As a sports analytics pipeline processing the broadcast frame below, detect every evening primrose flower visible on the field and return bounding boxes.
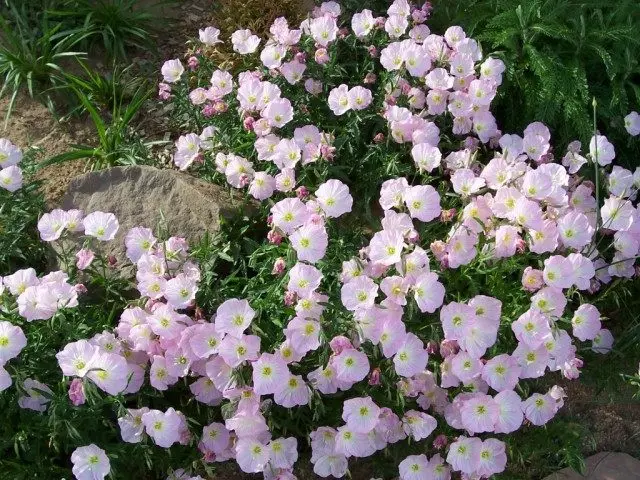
[252,352,290,395]
[268,437,298,469]
[274,374,311,407]
[351,9,374,37]
[342,396,381,433]
[56,339,100,377]
[481,354,521,392]
[215,298,255,338]
[446,435,481,475]
[118,407,149,443]
[368,229,406,266]
[142,408,184,448]
[341,275,378,311]
[328,84,351,116]
[290,222,328,263]
[201,422,231,453]
[523,392,557,425]
[571,303,602,341]
[334,348,370,383]
[403,185,442,222]
[83,211,119,241]
[161,59,184,83]
[315,179,353,218]
[402,410,437,441]
[0,138,22,167]
[71,444,110,480]
[231,29,260,54]
[271,198,310,234]
[0,321,27,364]
[493,389,524,434]
[394,333,429,377]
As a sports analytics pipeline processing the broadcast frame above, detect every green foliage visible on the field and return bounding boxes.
[63,61,147,115]
[0,1,87,124]
[430,0,640,166]
[50,0,165,61]
[40,83,158,170]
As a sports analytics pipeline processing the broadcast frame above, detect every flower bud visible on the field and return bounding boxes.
[284,290,297,306]
[267,230,283,245]
[330,336,353,355]
[364,73,377,84]
[272,257,286,276]
[187,56,199,71]
[314,48,329,65]
[68,378,86,406]
[368,367,381,385]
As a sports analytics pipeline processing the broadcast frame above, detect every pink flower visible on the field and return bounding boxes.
[523,392,557,425]
[71,444,110,480]
[274,374,311,407]
[68,378,86,406]
[199,26,222,46]
[591,328,614,353]
[589,134,615,166]
[232,29,260,54]
[557,211,594,249]
[315,179,353,218]
[235,438,270,473]
[87,352,129,395]
[74,249,95,270]
[399,454,429,480]
[342,396,381,433]
[287,262,323,297]
[460,393,499,434]
[334,425,375,458]
[142,408,185,448]
[269,437,298,469]
[404,185,442,222]
[310,16,338,46]
[0,138,22,167]
[215,298,255,338]
[494,390,524,433]
[369,229,406,266]
[201,422,231,453]
[402,410,437,441]
[624,111,640,136]
[118,407,149,443]
[271,198,310,234]
[334,348,370,383]
[341,275,378,311]
[0,165,22,192]
[0,321,27,364]
[522,267,544,292]
[83,211,119,241]
[290,223,328,263]
[571,304,601,341]
[348,86,372,110]
[476,438,507,476]
[263,98,294,128]
[161,59,184,83]
[394,333,429,377]
[18,378,53,412]
[218,334,260,367]
[446,435,481,475]
[482,354,521,392]
[328,84,351,115]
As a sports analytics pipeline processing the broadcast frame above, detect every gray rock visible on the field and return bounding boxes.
[57,165,251,277]
[542,452,640,479]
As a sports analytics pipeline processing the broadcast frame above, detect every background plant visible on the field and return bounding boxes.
[429,0,640,168]
[0,1,87,123]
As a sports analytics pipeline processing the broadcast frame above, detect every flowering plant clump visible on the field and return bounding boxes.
[2,1,640,479]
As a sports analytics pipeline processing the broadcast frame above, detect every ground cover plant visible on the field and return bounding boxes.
[1,1,640,479]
